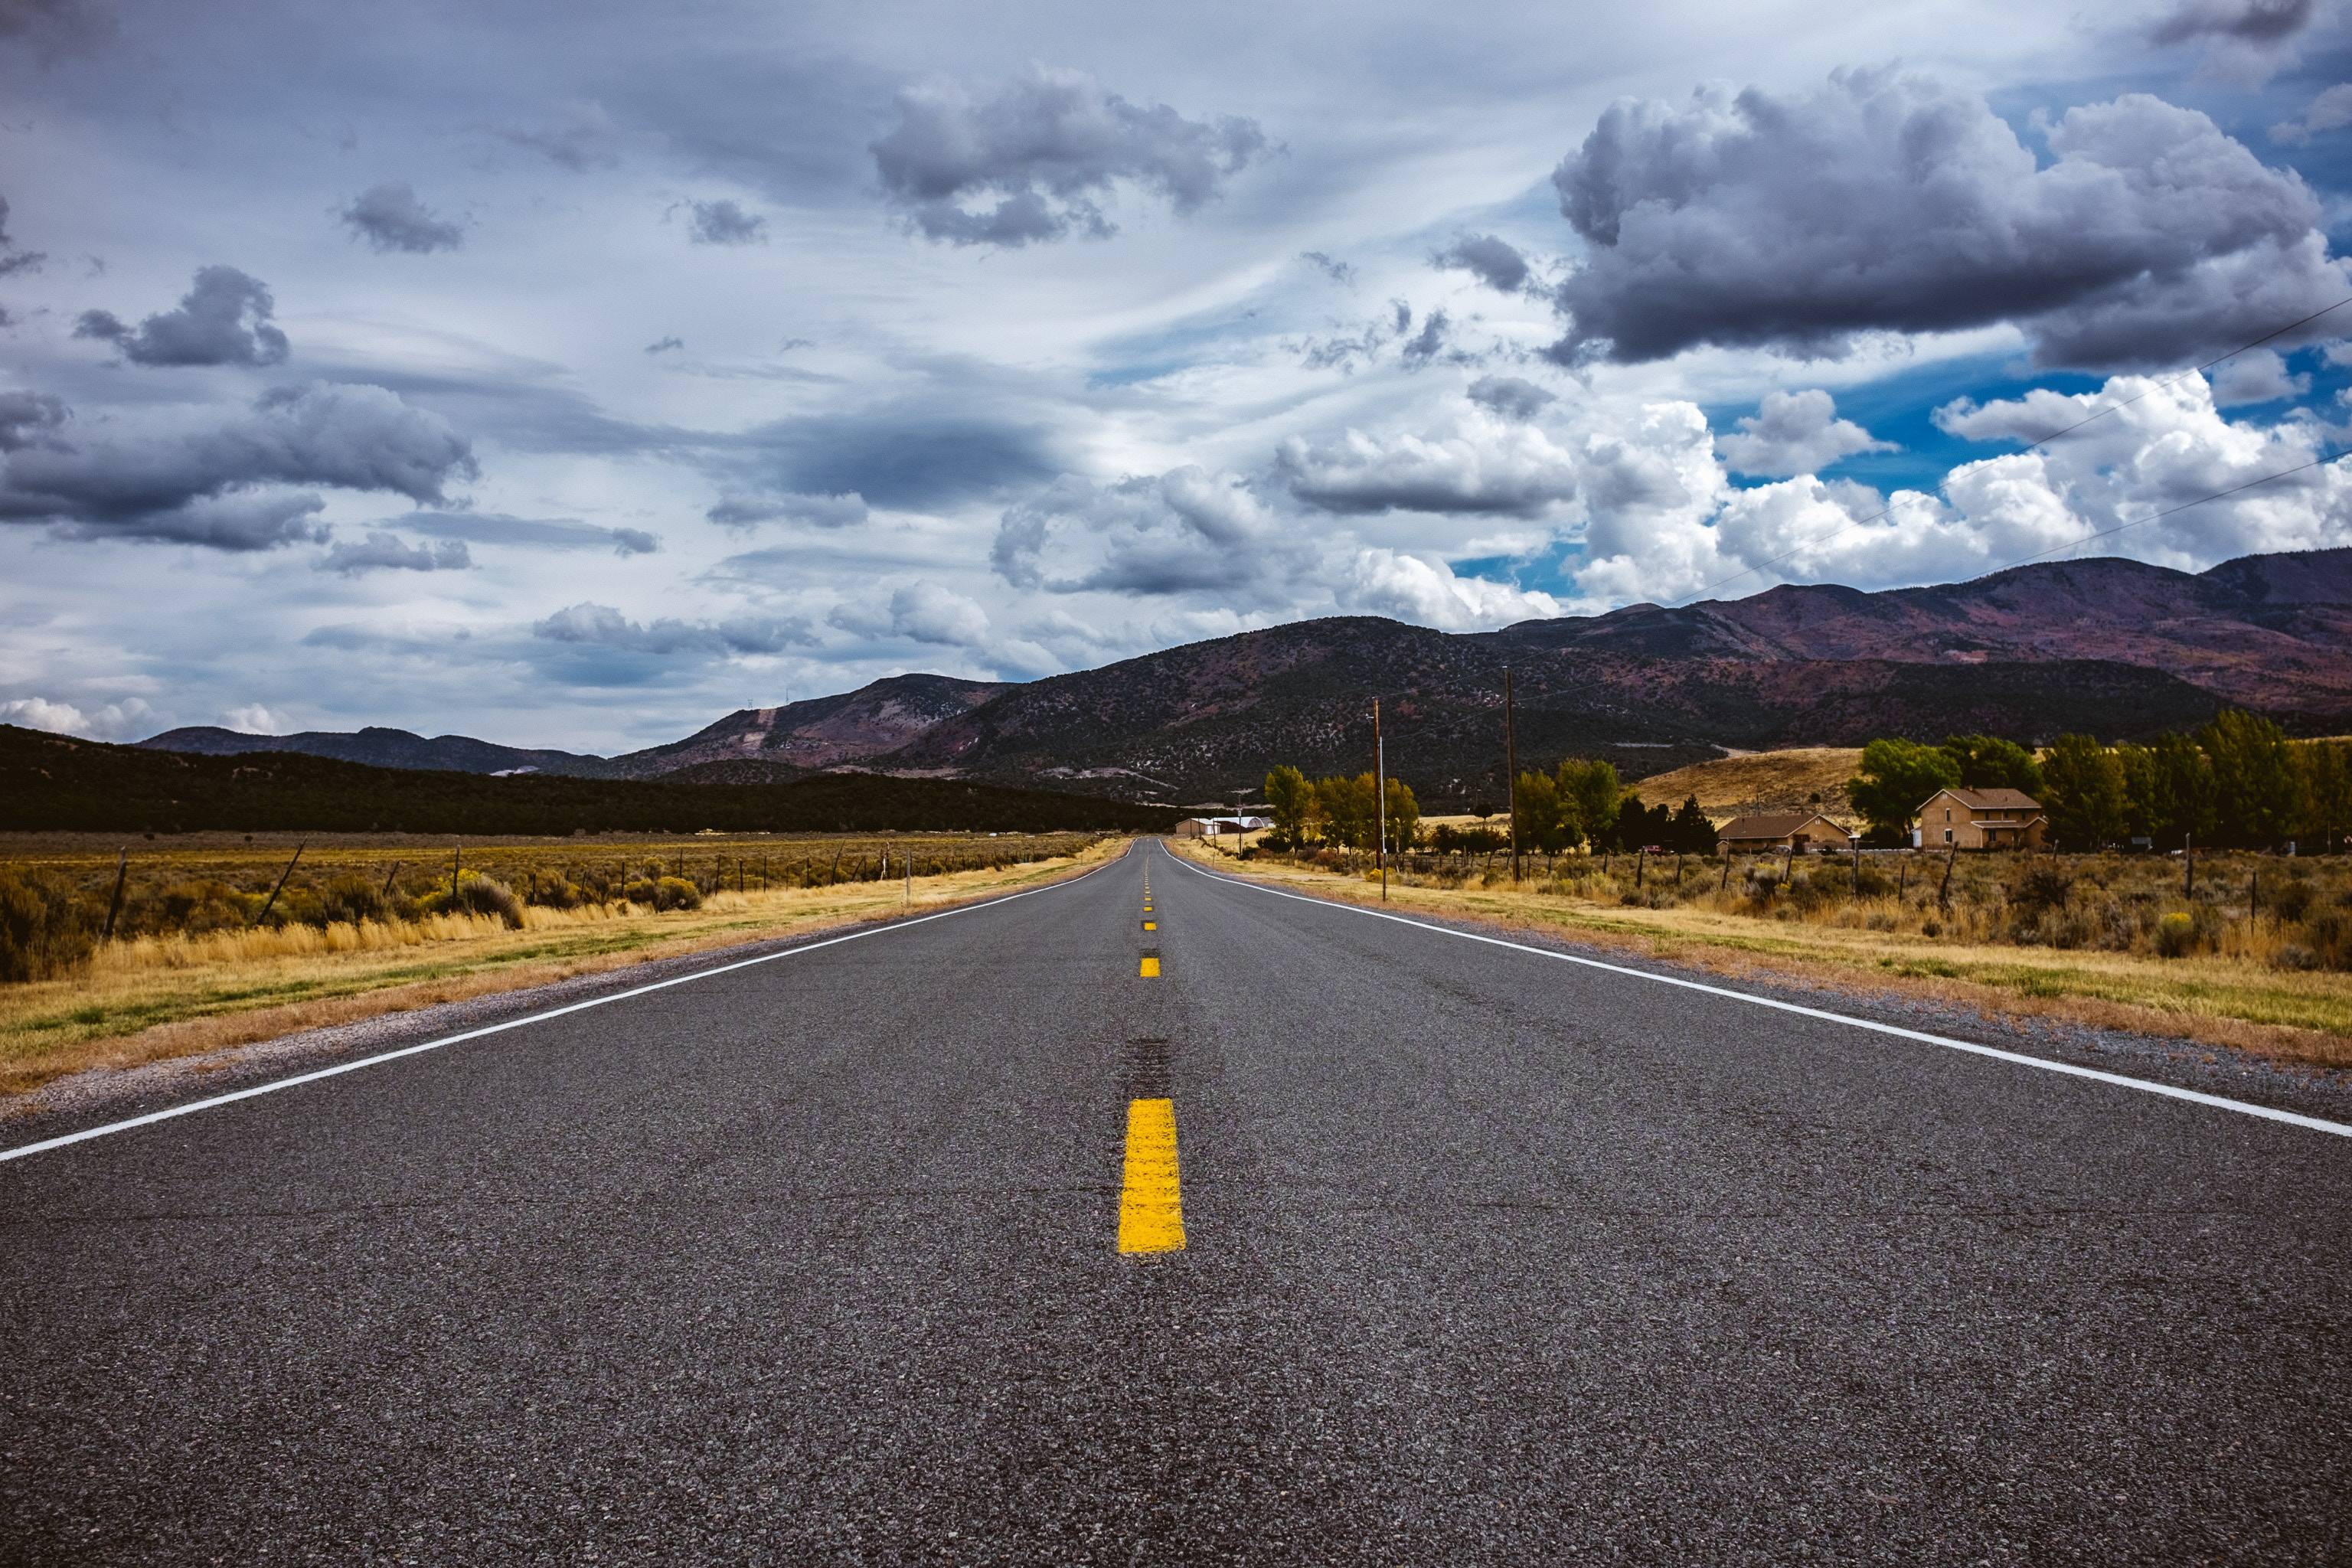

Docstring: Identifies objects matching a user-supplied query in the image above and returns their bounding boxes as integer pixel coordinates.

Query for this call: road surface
[3,839,2348,1563]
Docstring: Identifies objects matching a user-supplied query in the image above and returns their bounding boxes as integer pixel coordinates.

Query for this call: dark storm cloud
[0,381,477,549]
[400,511,655,554]
[644,335,684,354]
[1431,233,1531,293]
[74,266,289,365]
[684,198,766,245]
[1300,250,1355,286]
[2150,0,2314,44]
[531,601,814,655]
[0,0,113,55]
[340,181,465,253]
[0,390,66,449]
[0,195,44,277]
[731,410,1056,508]
[1547,69,2351,369]
[1466,375,1556,420]
[705,491,868,528]
[1400,308,1451,364]
[321,531,472,574]
[871,65,1268,246]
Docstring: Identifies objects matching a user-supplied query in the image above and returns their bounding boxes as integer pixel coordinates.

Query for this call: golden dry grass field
[0,831,1117,1098]
[1630,746,1864,821]
[1178,836,2352,1072]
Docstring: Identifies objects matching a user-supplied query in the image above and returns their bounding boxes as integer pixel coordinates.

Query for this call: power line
[1666,293,2352,609]
[1965,455,2331,580]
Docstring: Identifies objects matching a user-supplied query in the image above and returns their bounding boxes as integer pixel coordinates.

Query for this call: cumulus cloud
[1400,308,1452,364]
[0,390,66,449]
[217,703,283,734]
[341,181,465,253]
[0,381,477,549]
[871,64,1267,246]
[532,601,812,655]
[1431,233,1532,294]
[1549,70,2351,370]
[74,265,289,366]
[1718,389,1895,477]
[0,694,150,740]
[1338,550,1561,630]
[2271,82,2352,145]
[848,581,991,646]
[2208,347,2311,405]
[1278,420,1585,517]
[1466,376,1557,421]
[2151,0,2316,80]
[705,491,867,528]
[994,467,1306,599]
[684,198,766,245]
[321,531,472,574]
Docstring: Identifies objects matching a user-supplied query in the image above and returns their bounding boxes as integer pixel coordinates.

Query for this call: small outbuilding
[1174,815,1269,839]
[1913,788,2047,851]
[1716,812,1856,855]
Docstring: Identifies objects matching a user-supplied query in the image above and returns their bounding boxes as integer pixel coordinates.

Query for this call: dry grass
[1632,746,1863,821]
[0,838,1123,1098]
[1180,839,2352,1073]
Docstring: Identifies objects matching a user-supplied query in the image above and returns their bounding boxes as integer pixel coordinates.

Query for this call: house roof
[1938,787,2041,810]
[1717,812,1850,841]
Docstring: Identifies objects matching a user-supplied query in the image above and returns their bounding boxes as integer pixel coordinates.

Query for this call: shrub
[316,874,393,927]
[624,875,702,912]
[521,868,589,908]
[0,867,96,982]
[2269,879,2314,923]
[2154,911,2198,959]
[420,874,524,929]
[2011,867,2071,917]
[149,879,253,935]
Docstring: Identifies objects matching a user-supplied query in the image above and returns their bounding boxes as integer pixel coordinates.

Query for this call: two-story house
[1912,788,2047,851]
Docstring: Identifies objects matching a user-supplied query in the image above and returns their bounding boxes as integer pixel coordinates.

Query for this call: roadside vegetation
[0,831,1112,1096]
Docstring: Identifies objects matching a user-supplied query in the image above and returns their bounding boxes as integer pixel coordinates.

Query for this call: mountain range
[138,548,2352,808]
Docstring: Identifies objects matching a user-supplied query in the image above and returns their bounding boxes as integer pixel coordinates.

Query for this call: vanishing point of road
[3,840,2347,1563]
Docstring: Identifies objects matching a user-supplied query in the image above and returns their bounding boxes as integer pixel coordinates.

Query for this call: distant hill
[0,727,1175,835]
[122,547,2352,811]
[137,725,612,777]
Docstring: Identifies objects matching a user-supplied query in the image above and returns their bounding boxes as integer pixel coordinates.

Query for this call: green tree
[1263,765,1312,844]
[2039,733,2128,850]
[2118,731,2216,845]
[1847,738,1962,839]
[2200,708,2305,848]
[1555,757,1620,849]
[2300,740,2352,851]
[1381,776,1420,856]
[1312,773,1378,849]
[1939,733,2045,794]
[1669,795,1716,853]
[1514,770,1572,853]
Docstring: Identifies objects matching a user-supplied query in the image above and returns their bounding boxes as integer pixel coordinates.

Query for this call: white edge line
[1163,843,2352,1142]
[0,851,1125,1164]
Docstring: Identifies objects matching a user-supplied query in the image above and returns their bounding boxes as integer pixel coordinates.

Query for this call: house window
[1944,807,1952,822]
[1943,828,1953,844]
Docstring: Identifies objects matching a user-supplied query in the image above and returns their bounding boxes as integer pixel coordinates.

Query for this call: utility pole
[1504,665,1520,884]
[1374,698,1388,903]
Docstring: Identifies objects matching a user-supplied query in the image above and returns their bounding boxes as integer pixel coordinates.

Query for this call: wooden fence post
[252,841,306,927]
[101,848,129,942]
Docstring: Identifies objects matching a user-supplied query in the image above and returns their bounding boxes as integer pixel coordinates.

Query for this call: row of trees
[1263,766,1421,854]
[1848,711,2350,851]
[1265,758,1719,857]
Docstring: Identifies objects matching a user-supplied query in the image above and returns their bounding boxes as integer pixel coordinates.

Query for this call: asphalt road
[4,839,2349,1564]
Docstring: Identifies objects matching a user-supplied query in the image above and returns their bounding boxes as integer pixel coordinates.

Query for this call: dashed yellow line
[1143,920,1156,931]
[1118,1097,1186,1253]
[1139,956,1160,977]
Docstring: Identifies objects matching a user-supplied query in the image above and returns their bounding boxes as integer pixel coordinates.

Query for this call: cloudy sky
[4,0,2351,751]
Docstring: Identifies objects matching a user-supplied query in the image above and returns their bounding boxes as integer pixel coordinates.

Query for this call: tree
[1669,795,1717,853]
[2118,731,2215,845]
[1847,738,1961,840]
[2039,733,2128,850]
[2200,708,2305,848]
[1514,770,1572,853]
[1312,773,1377,849]
[1939,733,2045,795]
[1556,757,1620,849]
[1264,765,1312,844]
[2300,740,2352,852]
[1381,776,1420,856]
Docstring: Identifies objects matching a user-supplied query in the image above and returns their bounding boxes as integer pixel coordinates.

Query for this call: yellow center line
[1139,956,1160,977]
[1118,1097,1186,1253]
[1143,920,1155,930]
